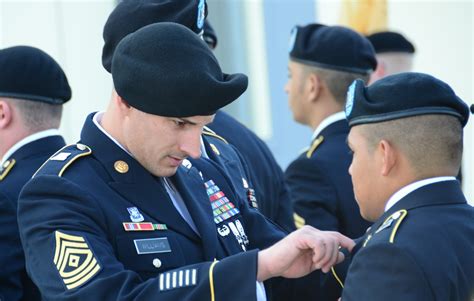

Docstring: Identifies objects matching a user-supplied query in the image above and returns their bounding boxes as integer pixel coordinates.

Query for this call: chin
[149,166,179,178]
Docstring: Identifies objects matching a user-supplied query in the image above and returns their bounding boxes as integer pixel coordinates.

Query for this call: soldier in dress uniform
[101,0,295,232]
[284,24,375,238]
[334,72,474,300]
[0,46,71,301]
[17,22,353,301]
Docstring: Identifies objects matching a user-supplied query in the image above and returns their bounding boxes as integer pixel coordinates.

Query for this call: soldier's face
[347,126,382,221]
[123,107,214,177]
[285,61,309,124]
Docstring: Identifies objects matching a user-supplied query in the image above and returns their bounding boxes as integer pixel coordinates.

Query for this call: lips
[168,155,184,167]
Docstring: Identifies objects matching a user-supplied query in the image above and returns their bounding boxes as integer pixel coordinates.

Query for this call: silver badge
[217,225,230,237]
[127,207,144,222]
[228,221,245,251]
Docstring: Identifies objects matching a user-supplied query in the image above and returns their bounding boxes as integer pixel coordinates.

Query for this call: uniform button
[153,258,162,268]
[76,144,86,151]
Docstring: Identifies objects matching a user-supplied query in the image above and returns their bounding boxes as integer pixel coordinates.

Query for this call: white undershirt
[1,129,61,165]
[384,176,457,212]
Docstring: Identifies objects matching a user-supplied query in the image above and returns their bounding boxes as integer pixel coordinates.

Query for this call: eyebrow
[177,118,198,126]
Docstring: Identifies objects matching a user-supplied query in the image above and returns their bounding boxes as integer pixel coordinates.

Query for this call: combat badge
[127,207,145,222]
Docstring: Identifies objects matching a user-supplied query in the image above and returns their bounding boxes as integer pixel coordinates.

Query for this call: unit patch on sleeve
[53,231,102,290]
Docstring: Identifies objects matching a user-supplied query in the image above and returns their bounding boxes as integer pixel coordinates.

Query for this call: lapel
[202,136,229,166]
[355,180,466,256]
[79,113,199,242]
[376,180,465,232]
[189,157,244,256]
[172,165,218,260]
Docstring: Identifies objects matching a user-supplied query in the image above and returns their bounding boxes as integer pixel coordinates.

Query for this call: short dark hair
[360,114,463,176]
[302,65,370,105]
[9,98,62,131]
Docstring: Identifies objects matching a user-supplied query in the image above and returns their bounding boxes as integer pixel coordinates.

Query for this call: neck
[0,127,32,159]
[308,96,343,131]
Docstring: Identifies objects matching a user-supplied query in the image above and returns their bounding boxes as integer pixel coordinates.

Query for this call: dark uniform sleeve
[18,175,259,301]
[0,191,23,301]
[272,171,295,233]
[285,157,339,231]
[342,243,434,300]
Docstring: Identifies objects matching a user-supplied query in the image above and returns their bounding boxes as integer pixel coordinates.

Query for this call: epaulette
[202,126,228,144]
[373,209,408,244]
[0,159,16,181]
[306,136,324,158]
[33,143,92,177]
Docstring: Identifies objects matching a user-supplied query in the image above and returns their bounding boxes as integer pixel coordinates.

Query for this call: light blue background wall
[207,0,316,169]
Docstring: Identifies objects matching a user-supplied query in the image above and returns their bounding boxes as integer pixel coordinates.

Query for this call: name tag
[134,237,171,254]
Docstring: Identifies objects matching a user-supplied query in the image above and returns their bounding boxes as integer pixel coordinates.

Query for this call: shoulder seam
[32,144,92,178]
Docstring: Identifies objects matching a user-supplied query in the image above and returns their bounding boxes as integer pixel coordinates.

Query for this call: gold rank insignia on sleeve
[53,231,102,290]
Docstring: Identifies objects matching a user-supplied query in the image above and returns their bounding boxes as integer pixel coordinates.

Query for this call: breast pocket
[115,232,185,275]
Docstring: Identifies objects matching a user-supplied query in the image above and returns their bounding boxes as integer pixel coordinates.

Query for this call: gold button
[153,258,162,268]
[76,144,86,151]
[114,160,129,173]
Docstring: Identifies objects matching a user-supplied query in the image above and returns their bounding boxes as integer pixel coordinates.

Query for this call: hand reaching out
[257,226,354,281]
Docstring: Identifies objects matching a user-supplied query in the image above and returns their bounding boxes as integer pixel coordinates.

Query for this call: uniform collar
[200,136,209,159]
[311,111,346,141]
[384,176,457,212]
[1,129,61,165]
[92,111,132,156]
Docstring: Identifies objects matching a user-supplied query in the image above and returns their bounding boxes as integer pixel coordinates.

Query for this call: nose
[284,81,289,94]
[178,129,202,159]
[348,162,353,176]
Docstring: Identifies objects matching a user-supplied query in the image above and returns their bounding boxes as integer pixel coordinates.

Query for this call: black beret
[0,46,71,104]
[367,31,415,54]
[289,23,377,75]
[203,20,218,49]
[102,0,208,73]
[112,22,248,117]
[345,72,470,127]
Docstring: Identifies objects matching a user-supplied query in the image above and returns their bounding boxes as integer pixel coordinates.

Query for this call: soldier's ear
[306,72,321,103]
[369,59,386,84]
[0,99,13,129]
[379,139,396,177]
